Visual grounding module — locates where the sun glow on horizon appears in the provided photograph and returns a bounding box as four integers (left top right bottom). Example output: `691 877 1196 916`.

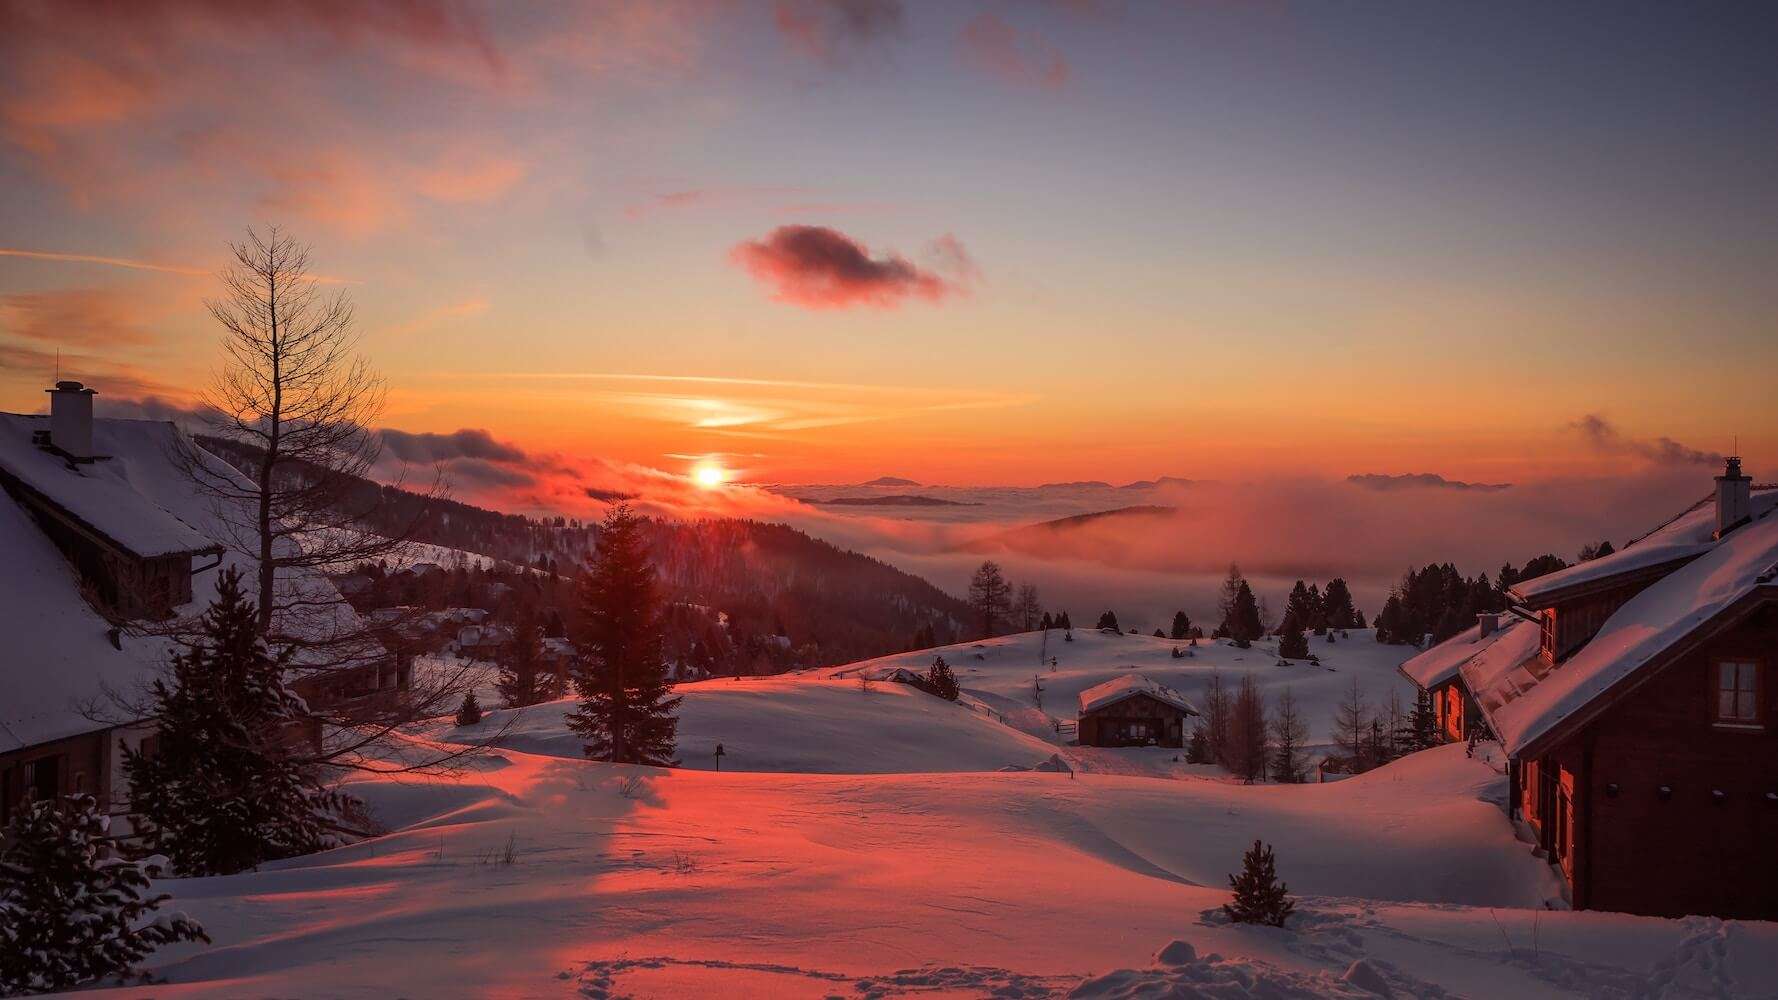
692 461 729 489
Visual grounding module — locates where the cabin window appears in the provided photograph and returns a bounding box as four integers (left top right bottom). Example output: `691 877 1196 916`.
1540 610 1556 660
1715 661 1761 726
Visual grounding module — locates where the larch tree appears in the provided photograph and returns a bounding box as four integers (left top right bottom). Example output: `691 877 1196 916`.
967 561 1012 638
1332 676 1369 769
1012 583 1043 632
567 505 682 766
1270 687 1308 783
1202 671 1232 768
1229 673 1269 783
170 227 476 773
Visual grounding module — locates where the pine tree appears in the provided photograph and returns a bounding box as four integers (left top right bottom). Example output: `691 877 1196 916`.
1220 581 1263 643
1399 688 1440 751
967 561 1012 638
123 568 344 877
1229 674 1269 783
1170 610 1193 640
566 505 682 766
1321 578 1359 630
0 794 208 995
456 689 483 726
1269 688 1308 783
496 612 554 708
1095 610 1120 631
1185 724 1211 764
926 657 960 701
1223 839 1295 927
1217 563 1244 632
1277 616 1309 659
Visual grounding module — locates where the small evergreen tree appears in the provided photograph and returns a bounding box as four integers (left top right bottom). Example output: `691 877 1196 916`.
123 568 344 877
1170 610 1193 640
1095 610 1120 631
1269 688 1308 783
1219 581 1263 642
0 794 208 995
1223 839 1295 927
456 689 483 726
566 505 682 766
926 657 960 701
1185 724 1211 764
1399 688 1440 751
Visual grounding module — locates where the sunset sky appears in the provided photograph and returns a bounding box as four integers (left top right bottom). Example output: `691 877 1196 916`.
3 1 1775 501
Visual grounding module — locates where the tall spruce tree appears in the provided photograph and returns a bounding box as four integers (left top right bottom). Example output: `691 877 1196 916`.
567 506 682 766
1221 581 1263 643
496 612 554 709
1400 688 1440 751
1223 839 1295 927
0 794 208 995
1321 578 1359 630
123 568 344 876
1277 615 1309 659
1170 610 1193 640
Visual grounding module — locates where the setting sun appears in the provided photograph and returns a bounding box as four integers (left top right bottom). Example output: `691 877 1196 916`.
692 461 728 489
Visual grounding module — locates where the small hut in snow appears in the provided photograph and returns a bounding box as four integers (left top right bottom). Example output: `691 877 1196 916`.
1076 675 1197 748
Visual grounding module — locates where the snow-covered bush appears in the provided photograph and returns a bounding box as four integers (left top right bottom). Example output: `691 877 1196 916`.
0 794 208 996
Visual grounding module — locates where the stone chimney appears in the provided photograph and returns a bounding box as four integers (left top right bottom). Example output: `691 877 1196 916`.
45 380 97 459
1476 612 1498 638
1715 456 1752 539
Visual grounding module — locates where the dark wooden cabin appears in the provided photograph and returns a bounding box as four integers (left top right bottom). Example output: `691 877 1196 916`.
1076 675 1197 748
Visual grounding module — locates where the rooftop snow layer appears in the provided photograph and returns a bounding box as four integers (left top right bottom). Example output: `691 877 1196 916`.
1398 620 1522 690
1485 508 1778 755
1510 488 1778 605
0 413 217 558
1078 674 1198 716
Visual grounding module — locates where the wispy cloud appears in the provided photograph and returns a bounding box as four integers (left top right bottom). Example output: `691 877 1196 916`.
960 12 1069 91
0 248 208 276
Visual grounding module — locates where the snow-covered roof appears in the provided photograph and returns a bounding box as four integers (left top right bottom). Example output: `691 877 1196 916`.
1509 488 1778 606
0 413 363 751
0 413 217 558
1078 674 1198 716
1482 507 1778 756
1398 619 1525 690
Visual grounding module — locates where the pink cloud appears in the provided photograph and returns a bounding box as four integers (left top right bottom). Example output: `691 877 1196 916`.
960 12 1070 91
729 225 974 310
772 0 904 64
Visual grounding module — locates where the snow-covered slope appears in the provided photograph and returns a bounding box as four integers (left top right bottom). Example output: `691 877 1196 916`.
837 627 1419 757
444 675 1063 774
133 738 1778 998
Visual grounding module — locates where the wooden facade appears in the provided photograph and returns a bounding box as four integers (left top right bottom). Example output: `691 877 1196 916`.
1427 676 1481 743
1512 595 1778 919
1078 692 1190 748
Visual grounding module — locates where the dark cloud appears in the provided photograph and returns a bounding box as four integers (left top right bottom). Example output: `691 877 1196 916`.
1571 414 1723 467
772 0 903 63
379 427 528 464
1346 473 1512 492
730 225 970 309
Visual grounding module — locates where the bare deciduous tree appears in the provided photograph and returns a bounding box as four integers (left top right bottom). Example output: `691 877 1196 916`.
1012 583 1042 632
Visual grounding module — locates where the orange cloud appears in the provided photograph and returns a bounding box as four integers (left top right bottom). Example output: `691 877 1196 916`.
416 155 528 204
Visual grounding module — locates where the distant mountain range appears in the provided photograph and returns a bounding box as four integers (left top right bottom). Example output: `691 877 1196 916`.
1346 473 1512 493
859 476 921 487
804 494 983 508
960 504 1179 553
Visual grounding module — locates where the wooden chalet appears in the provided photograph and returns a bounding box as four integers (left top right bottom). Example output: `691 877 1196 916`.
0 381 403 830
1462 458 1778 919
1076 674 1198 748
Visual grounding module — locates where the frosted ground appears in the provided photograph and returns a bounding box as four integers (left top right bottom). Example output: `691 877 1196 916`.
119 630 1778 998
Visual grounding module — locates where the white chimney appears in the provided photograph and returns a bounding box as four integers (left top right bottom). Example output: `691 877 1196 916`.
1716 456 1752 539
46 380 97 459
1476 612 1498 638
